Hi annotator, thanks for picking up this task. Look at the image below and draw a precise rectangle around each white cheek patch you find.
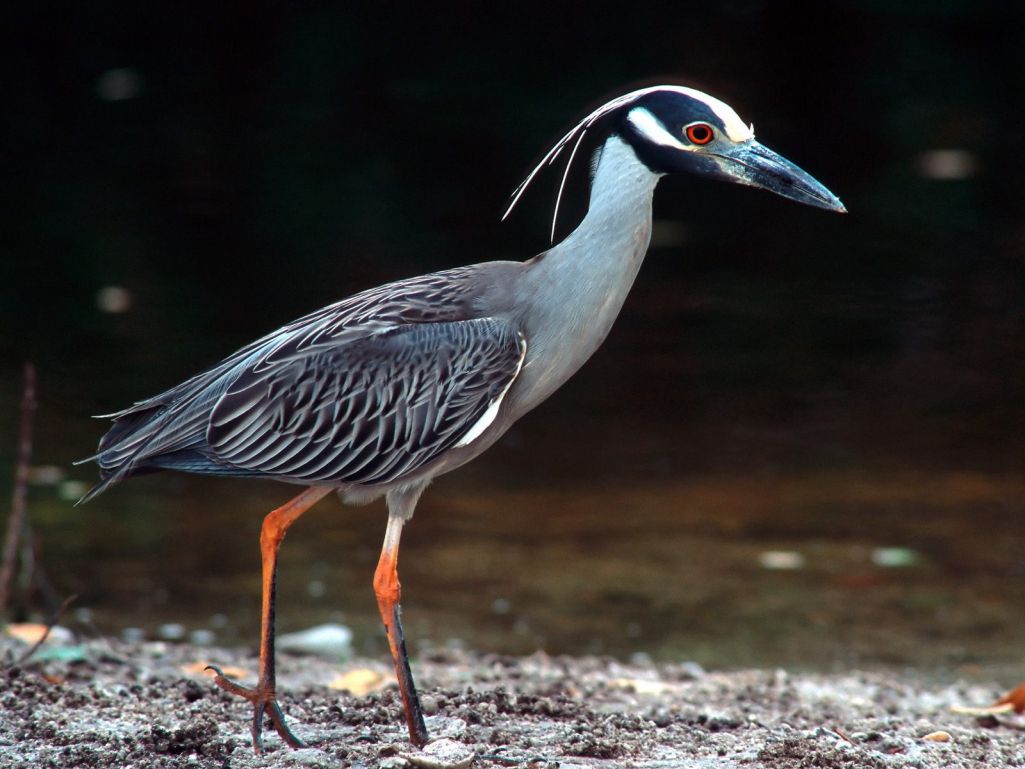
[503,83,755,230]
[626,107,689,151]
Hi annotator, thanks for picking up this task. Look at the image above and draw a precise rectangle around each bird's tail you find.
[75,384,217,504]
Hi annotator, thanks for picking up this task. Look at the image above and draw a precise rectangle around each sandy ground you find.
[1,636,1023,769]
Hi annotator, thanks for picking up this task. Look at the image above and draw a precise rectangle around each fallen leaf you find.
[328,668,393,696]
[5,623,74,645]
[5,623,48,644]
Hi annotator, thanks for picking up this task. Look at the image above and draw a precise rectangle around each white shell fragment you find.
[403,738,473,769]
[277,623,354,658]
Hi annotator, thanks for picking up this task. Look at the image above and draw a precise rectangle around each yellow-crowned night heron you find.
[82,85,845,752]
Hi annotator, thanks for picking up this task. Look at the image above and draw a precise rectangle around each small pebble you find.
[629,651,654,667]
[96,285,133,313]
[679,661,706,679]
[758,550,806,570]
[278,623,353,658]
[871,547,920,568]
[74,607,94,624]
[28,465,65,484]
[58,480,91,502]
[291,747,339,767]
[158,623,186,641]
[404,738,473,769]
[143,641,169,656]
[420,695,439,716]
[188,628,216,647]
[490,597,511,615]
[121,627,146,643]
[424,716,467,739]
[917,149,976,180]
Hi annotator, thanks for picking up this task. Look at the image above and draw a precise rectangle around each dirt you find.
[1,636,1023,769]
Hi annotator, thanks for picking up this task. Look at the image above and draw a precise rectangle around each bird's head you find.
[617,87,845,213]
[504,85,845,240]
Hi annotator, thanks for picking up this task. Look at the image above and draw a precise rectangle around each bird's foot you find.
[951,680,1025,719]
[995,681,1025,714]
[205,664,306,752]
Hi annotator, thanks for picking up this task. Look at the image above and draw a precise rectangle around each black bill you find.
[713,141,846,213]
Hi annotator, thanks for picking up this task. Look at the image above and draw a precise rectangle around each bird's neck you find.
[572,135,661,244]
[514,135,661,406]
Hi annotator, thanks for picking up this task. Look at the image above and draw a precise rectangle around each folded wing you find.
[207,317,525,485]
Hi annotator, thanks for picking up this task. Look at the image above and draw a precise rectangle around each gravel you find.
[1,636,1023,768]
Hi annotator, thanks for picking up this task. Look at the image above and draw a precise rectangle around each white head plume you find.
[501,85,754,242]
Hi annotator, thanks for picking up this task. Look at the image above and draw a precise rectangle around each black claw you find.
[392,604,429,747]
[251,702,265,753]
[206,663,303,752]
[267,700,307,749]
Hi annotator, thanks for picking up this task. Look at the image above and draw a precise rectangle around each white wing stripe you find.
[454,334,526,448]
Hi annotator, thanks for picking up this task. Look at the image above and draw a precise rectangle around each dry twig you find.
[0,362,37,615]
[12,593,78,666]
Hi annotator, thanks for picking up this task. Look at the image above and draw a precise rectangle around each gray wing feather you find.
[97,265,484,424]
[206,317,524,486]
[81,266,522,500]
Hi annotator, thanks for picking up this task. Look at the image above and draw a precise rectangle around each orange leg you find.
[207,485,333,753]
[373,512,429,747]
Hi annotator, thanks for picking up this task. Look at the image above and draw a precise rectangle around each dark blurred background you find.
[3,1,1025,674]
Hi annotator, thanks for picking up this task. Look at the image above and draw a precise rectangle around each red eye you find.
[685,123,714,145]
